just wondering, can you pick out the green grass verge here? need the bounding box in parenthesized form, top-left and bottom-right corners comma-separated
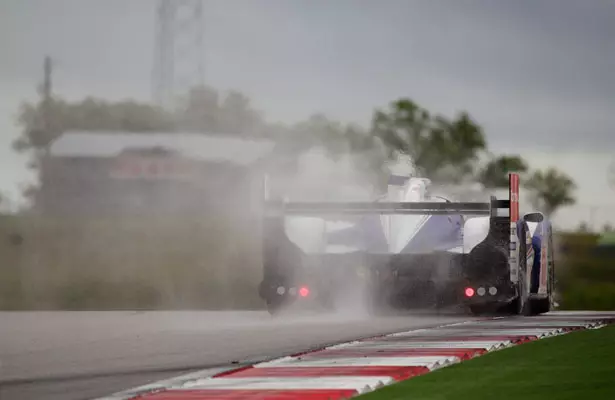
(556, 232, 615, 310)
(359, 324, 615, 400)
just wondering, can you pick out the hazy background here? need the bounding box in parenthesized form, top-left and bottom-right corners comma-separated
(1, 0, 614, 229)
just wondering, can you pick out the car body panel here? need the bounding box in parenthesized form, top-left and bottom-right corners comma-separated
(282, 177, 467, 258)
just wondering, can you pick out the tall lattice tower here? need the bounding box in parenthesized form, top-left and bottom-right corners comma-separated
(152, 0, 205, 111)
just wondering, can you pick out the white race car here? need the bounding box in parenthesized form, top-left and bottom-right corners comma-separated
(258, 173, 555, 316)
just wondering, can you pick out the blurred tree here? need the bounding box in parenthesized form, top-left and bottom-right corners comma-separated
(430, 112, 487, 182)
(219, 90, 265, 135)
(577, 221, 590, 233)
(371, 98, 487, 182)
(176, 85, 221, 132)
(267, 114, 388, 194)
(371, 99, 431, 167)
(479, 155, 529, 188)
(12, 97, 175, 154)
(524, 167, 577, 218)
(265, 115, 329, 180)
(176, 85, 266, 135)
(603, 223, 613, 233)
(281, 114, 345, 154)
(284, 114, 380, 159)
(13, 86, 265, 156)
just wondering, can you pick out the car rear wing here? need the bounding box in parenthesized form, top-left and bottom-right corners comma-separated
(263, 173, 520, 220)
(265, 199, 503, 216)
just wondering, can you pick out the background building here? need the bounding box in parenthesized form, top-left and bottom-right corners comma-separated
(39, 131, 276, 217)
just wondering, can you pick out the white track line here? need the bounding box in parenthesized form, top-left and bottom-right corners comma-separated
(255, 356, 460, 368)
(179, 376, 394, 392)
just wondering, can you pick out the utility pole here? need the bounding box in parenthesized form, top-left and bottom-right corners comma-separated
(609, 159, 615, 190)
(152, 0, 205, 111)
(43, 55, 52, 99)
(30, 55, 54, 215)
(41, 55, 53, 138)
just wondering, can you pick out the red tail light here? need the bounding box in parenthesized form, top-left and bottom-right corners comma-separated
(299, 286, 310, 297)
(464, 287, 475, 297)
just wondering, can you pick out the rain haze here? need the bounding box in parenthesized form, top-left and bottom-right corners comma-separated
(2, 3, 615, 399)
(1, 0, 614, 228)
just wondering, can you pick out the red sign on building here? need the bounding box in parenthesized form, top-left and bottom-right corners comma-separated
(109, 155, 198, 181)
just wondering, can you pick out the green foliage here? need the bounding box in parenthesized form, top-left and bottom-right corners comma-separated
(479, 155, 529, 188)
(556, 232, 615, 310)
(12, 85, 266, 156)
(557, 232, 600, 254)
(560, 283, 615, 311)
(359, 325, 615, 400)
(267, 113, 389, 192)
(371, 99, 487, 182)
(12, 97, 175, 153)
(577, 221, 590, 233)
(176, 85, 266, 135)
(272, 101, 577, 218)
(525, 167, 577, 217)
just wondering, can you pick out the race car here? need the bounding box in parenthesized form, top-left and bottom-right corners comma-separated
(258, 172, 555, 316)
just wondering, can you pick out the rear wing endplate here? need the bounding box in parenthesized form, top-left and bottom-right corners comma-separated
(263, 170, 517, 218)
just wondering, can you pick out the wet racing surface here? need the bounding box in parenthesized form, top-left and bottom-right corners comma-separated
(0, 310, 478, 400)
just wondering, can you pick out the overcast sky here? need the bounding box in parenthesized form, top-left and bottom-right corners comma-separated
(0, 0, 614, 228)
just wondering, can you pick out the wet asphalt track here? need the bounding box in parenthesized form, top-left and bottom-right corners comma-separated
(0, 310, 479, 400)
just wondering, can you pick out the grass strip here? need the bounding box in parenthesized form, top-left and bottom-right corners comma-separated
(359, 324, 615, 400)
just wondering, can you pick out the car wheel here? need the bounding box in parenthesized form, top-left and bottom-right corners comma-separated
(532, 298, 551, 315)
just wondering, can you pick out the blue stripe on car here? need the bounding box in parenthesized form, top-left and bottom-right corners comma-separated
(400, 214, 464, 253)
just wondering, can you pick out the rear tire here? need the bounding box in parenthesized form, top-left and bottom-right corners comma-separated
(519, 281, 533, 316)
(513, 223, 533, 316)
(505, 269, 531, 315)
(530, 298, 551, 315)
